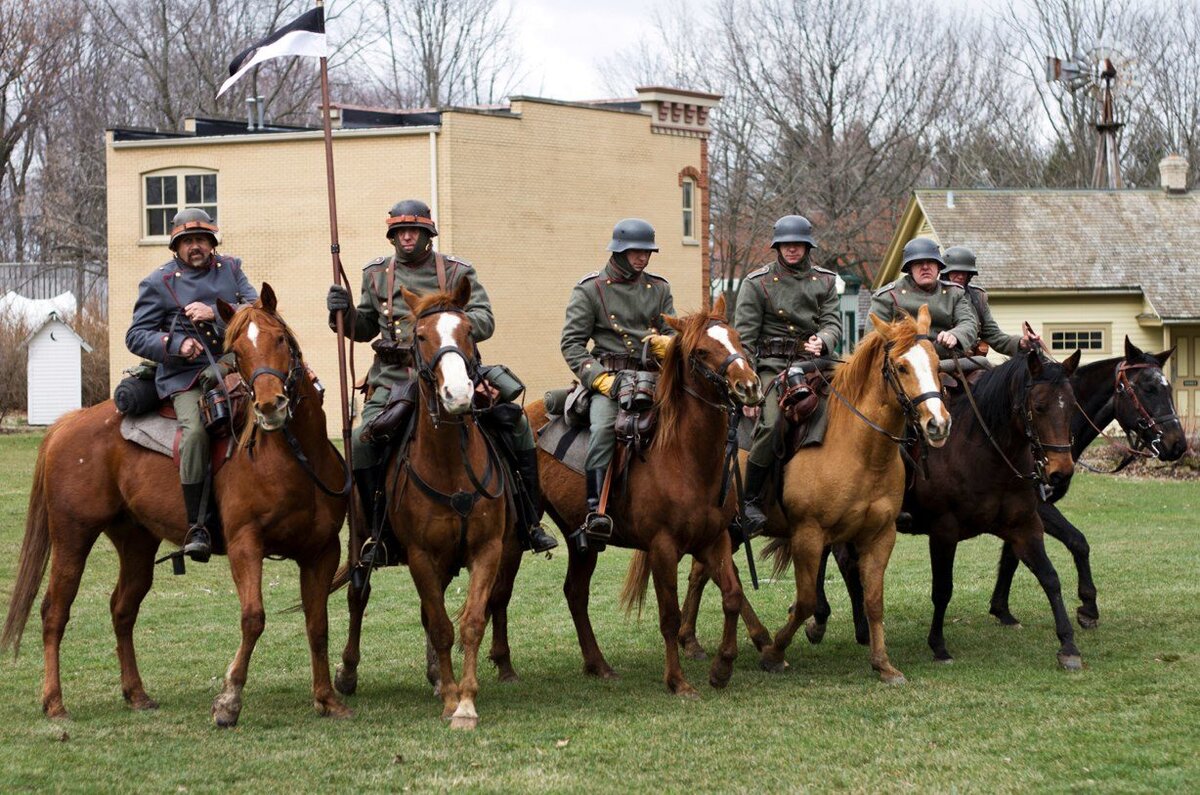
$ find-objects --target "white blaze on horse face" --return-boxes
[902,344,945,420]
[707,324,739,358]
[435,312,473,411]
[247,321,260,350]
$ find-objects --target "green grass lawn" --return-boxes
[0,431,1196,793]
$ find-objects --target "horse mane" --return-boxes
[408,289,460,317]
[967,353,1071,436]
[829,315,919,406]
[652,308,727,451]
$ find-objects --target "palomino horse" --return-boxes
[821,349,1083,669]
[989,337,1186,629]
[1,285,350,725]
[335,280,509,730]
[526,297,761,696]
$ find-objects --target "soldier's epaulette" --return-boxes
[215,254,241,269]
[577,271,601,284]
[444,254,472,269]
[873,280,898,296]
[745,265,770,280]
[812,265,836,275]
[940,279,965,291]
[643,271,670,284]
[967,283,988,294]
[363,256,388,270]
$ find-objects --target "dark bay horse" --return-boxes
[1,285,350,725]
[527,297,761,696]
[989,338,1187,629]
[335,280,510,730]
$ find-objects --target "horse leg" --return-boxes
[760,528,822,674]
[212,538,266,728]
[41,530,101,719]
[835,542,869,645]
[701,539,744,690]
[988,541,1023,627]
[857,532,905,684]
[408,551,460,719]
[487,534,521,682]
[677,558,710,661]
[927,536,958,663]
[450,539,502,730]
[733,560,773,652]
[110,530,160,710]
[564,544,617,679]
[1040,503,1099,628]
[1011,532,1083,671]
[803,546,832,645]
[299,539,351,719]
[647,537,695,697]
[335,579,371,696]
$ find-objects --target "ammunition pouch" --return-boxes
[362,380,419,445]
[615,370,658,412]
[370,337,414,367]
[478,363,525,403]
[778,361,827,424]
[757,336,803,360]
[199,374,250,437]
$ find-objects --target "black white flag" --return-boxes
[217,8,326,98]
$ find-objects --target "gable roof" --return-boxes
[876,189,1200,321]
[21,311,94,352]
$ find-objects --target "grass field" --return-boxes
[0,431,1196,793]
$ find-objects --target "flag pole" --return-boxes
[315,0,362,561]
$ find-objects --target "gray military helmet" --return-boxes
[607,218,659,253]
[386,199,438,239]
[168,207,219,251]
[942,246,978,276]
[901,236,945,271]
[771,214,817,249]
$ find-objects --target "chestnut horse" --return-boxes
[989,338,1186,629]
[335,281,509,730]
[1,284,350,726]
[679,308,952,683]
[527,297,761,696]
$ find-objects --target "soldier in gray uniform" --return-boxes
[560,218,676,548]
[942,246,1040,357]
[125,208,257,562]
[326,199,557,555]
[869,237,978,358]
[734,214,841,534]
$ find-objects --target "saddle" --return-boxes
[939,355,992,391]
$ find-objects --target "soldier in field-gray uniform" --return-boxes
[869,237,978,358]
[941,246,1040,357]
[125,208,257,562]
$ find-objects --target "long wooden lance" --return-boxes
[315,0,363,560]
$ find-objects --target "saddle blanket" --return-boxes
[536,414,588,475]
[120,412,233,472]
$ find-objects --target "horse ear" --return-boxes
[1154,346,1176,367]
[451,276,472,308]
[217,299,237,323]
[1027,348,1044,378]
[401,286,421,312]
[258,283,277,313]
[663,314,685,334]
[1124,335,1140,360]
[1061,348,1082,375]
[712,294,728,320]
[916,304,932,334]
[869,312,891,338]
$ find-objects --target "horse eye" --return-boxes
[1033,402,1048,413]
[897,363,909,373]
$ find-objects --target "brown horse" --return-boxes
[335,280,509,730]
[527,297,762,696]
[679,308,952,683]
[1,284,350,725]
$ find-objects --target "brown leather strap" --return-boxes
[384,256,396,338]
[597,447,625,516]
[386,214,435,227]
[435,253,448,292]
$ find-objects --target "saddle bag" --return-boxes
[199,373,250,436]
[478,363,525,403]
[615,406,657,450]
[361,380,419,444]
[778,362,823,424]
[370,337,414,367]
[615,370,658,412]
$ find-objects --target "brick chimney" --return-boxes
[1159,154,1188,193]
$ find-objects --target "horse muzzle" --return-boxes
[922,414,951,447]
[254,394,289,431]
[732,375,764,407]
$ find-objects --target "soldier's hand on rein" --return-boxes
[184,301,215,322]
[592,372,617,397]
[936,331,959,349]
[803,335,824,356]
[180,338,203,360]
[641,334,672,360]
[327,284,351,313]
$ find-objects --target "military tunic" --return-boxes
[126,254,257,483]
[869,273,978,358]
[735,259,842,467]
[965,283,1021,357]
[560,259,676,470]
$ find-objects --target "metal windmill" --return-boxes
[1046,44,1137,189]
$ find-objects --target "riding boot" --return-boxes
[513,448,558,554]
[354,466,389,567]
[741,461,773,538]
[582,466,614,548]
[181,480,212,563]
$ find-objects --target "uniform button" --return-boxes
[216,263,222,268]
[901,289,907,294]
[942,290,947,294]
[610,314,616,319]
[773,277,779,282]
[811,276,816,280]
[175,271,182,277]
[606,280,612,285]
[778,309,784,314]
[788,325,795,331]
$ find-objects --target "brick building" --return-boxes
[105,87,720,433]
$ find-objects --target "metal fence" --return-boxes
[0,262,108,305]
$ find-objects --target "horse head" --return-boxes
[402,278,477,416]
[1114,336,1187,461]
[661,294,762,407]
[1024,348,1080,489]
[869,304,951,447]
[218,283,302,432]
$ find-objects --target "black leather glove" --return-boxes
[198,353,236,390]
[327,284,352,313]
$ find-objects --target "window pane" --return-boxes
[682,180,693,208]
[146,177,163,206]
[148,208,167,236]
[199,205,217,223]
[163,176,177,205]
[683,210,693,239]
[202,174,216,202]
[185,174,201,204]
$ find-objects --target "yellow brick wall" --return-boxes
[106,101,706,436]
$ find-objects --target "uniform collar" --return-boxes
[397,249,435,269]
[173,254,214,272]
[604,257,640,283]
[775,253,811,276]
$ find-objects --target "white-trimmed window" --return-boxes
[682,177,696,241]
[1045,324,1110,354]
[143,168,218,239]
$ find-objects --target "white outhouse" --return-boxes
[23,310,93,425]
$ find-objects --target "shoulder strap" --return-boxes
[593,278,615,331]
[435,252,448,292]
[384,256,397,339]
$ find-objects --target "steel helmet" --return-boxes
[607,218,659,253]
[901,237,945,271]
[385,199,438,239]
[942,246,978,276]
[770,215,817,249]
[168,208,219,251]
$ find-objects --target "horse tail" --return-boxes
[762,537,792,579]
[1,430,55,657]
[619,550,652,617]
[280,563,352,615]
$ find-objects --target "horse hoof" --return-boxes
[759,655,788,674]
[43,704,70,721]
[317,698,353,719]
[681,639,708,661]
[497,669,520,684]
[334,665,358,696]
[709,660,734,689]
[805,618,827,645]
[129,695,159,711]
[585,664,620,680]
[672,682,700,699]
[1058,654,1084,672]
[212,692,242,728]
[1076,608,1099,630]
[449,714,479,730]
[881,671,908,686]
[991,609,1022,627]
[933,655,954,665]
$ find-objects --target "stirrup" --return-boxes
[584,511,613,544]
[740,506,768,539]
[527,524,559,555]
[182,525,212,564]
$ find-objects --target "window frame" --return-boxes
[140,167,219,244]
[681,176,697,244]
[1043,323,1111,354]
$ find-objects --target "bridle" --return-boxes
[1114,361,1181,459]
[410,304,482,428]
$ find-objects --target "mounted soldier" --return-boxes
[942,246,1041,357]
[325,199,557,559]
[125,207,257,563]
[559,218,676,550]
[870,237,978,358]
[734,214,841,535]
